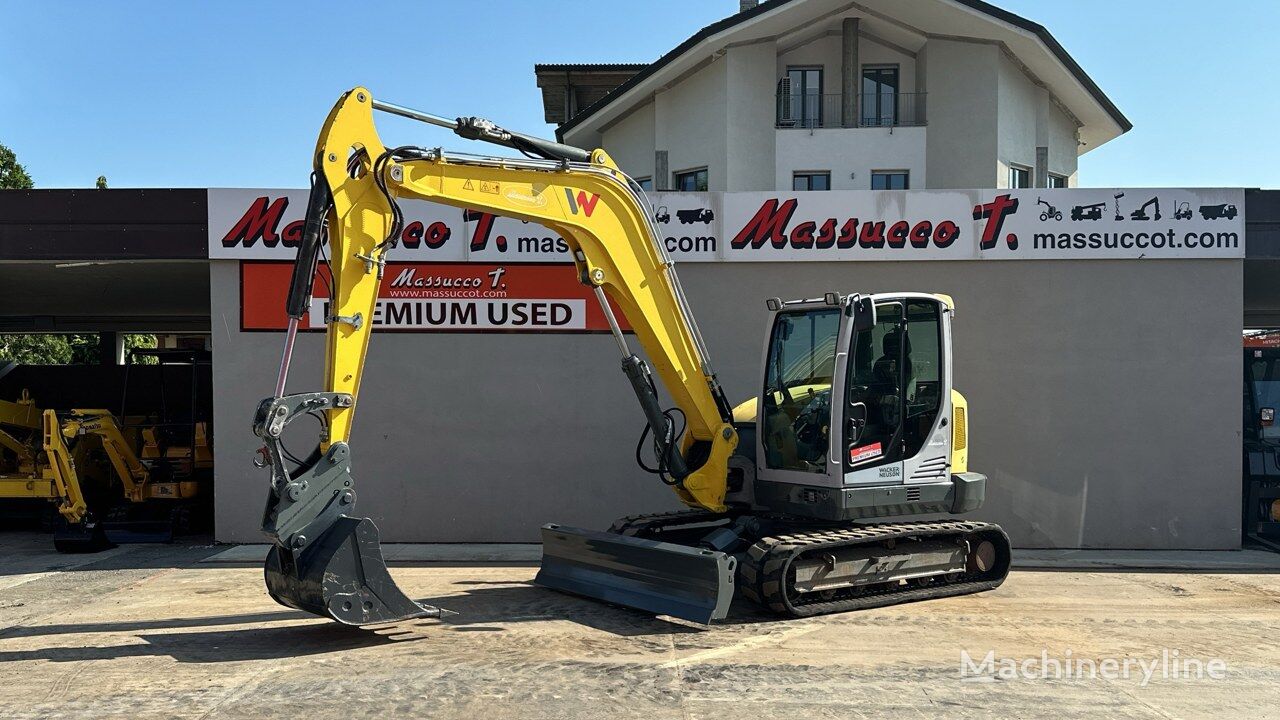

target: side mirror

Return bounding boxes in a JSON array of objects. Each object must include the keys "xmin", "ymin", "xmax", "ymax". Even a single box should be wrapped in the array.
[
  {"xmin": 846, "ymin": 401, "xmax": 868, "ymax": 444},
  {"xmin": 850, "ymin": 295, "xmax": 876, "ymax": 332}
]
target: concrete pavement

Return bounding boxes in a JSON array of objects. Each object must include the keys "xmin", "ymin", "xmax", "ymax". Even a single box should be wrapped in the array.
[{"xmin": 0, "ymin": 532, "xmax": 1277, "ymax": 719}]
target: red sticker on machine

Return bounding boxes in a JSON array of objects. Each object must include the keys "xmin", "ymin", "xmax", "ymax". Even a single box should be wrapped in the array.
[{"xmin": 849, "ymin": 442, "xmax": 883, "ymax": 465}]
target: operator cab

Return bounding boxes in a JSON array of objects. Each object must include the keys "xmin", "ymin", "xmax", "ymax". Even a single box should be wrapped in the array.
[{"xmin": 734, "ymin": 292, "xmax": 984, "ymax": 522}]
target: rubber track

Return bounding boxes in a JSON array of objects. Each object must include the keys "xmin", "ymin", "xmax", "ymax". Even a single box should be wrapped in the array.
[
  {"xmin": 606, "ymin": 512, "xmax": 1011, "ymax": 618},
  {"xmin": 739, "ymin": 520, "xmax": 1011, "ymax": 617},
  {"xmin": 607, "ymin": 509, "xmax": 732, "ymax": 536}
]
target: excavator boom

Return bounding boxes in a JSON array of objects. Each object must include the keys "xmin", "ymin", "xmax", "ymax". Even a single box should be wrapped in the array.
[{"xmin": 255, "ymin": 88, "xmax": 739, "ymax": 624}]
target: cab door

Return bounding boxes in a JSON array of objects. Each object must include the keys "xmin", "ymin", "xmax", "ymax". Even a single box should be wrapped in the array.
[
  {"xmin": 839, "ymin": 300, "xmax": 907, "ymax": 485},
  {"xmin": 837, "ymin": 296, "xmax": 950, "ymax": 487}
]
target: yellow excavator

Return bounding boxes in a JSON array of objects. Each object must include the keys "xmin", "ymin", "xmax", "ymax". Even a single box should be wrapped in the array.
[
  {"xmin": 254, "ymin": 87, "xmax": 1010, "ymax": 625},
  {"xmin": 0, "ymin": 392, "xmax": 205, "ymax": 551}
]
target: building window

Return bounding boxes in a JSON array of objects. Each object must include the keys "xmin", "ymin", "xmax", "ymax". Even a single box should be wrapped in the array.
[
  {"xmin": 1009, "ymin": 164, "xmax": 1032, "ymax": 189},
  {"xmin": 635, "ymin": 177, "xmax": 653, "ymax": 191},
  {"xmin": 673, "ymin": 167, "xmax": 708, "ymax": 192},
  {"xmin": 793, "ymin": 172, "xmax": 831, "ymax": 191},
  {"xmin": 1048, "ymin": 173, "xmax": 1068, "ymax": 189},
  {"xmin": 778, "ymin": 66, "xmax": 823, "ymax": 128},
  {"xmin": 860, "ymin": 66, "xmax": 899, "ymax": 126},
  {"xmin": 870, "ymin": 170, "xmax": 909, "ymax": 190}
]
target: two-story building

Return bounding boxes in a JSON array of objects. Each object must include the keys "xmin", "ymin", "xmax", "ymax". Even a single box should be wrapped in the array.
[{"xmin": 535, "ymin": 0, "xmax": 1130, "ymax": 191}]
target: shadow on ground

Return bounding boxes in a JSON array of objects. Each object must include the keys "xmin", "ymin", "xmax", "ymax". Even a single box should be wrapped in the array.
[
  {"xmin": 0, "ymin": 621, "xmax": 425, "ymax": 664},
  {"xmin": 0, "ymin": 580, "xmax": 786, "ymax": 664}
]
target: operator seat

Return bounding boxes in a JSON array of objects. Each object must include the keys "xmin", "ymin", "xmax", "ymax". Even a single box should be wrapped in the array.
[{"xmin": 870, "ymin": 328, "xmax": 912, "ymax": 430}]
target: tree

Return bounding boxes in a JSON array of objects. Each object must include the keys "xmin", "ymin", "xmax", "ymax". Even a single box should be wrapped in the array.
[
  {"xmin": 0, "ymin": 143, "xmax": 33, "ymax": 189},
  {"xmin": 0, "ymin": 333, "xmax": 158, "ymax": 365},
  {"xmin": 0, "ymin": 335, "xmax": 98, "ymax": 365},
  {"xmin": 96, "ymin": 175, "xmax": 108, "ymax": 189}
]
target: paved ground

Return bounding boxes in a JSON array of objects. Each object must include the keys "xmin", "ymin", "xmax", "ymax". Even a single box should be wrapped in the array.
[{"xmin": 1, "ymin": 532, "xmax": 1277, "ymax": 719}]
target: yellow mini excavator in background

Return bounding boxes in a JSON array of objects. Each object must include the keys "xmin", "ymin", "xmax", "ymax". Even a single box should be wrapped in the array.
[
  {"xmin": 0, "ymin": 391, "xmax": 206, "ymax": 552},
  {"xmin": 253, "ymin": 88, "xmax": 1010, "ymax": 625}
]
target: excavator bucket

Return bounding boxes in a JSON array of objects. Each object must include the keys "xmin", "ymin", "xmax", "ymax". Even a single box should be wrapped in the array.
[
  {"xmin": 535, "ymin": 524, "xmax": 736, "ymax": 624},
  {"xmin": 52, "ymin": 514, "xmax": 114, "ymax": 553},
  {"xmin": 264, "ymin": 516, "xmax": 439, "ymax": 625}
]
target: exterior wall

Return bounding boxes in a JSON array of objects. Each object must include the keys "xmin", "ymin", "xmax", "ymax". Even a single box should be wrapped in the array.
[
  {"xmin": 212, "ymin": 258, "xmax": 1243, "ymax": 550},
  {"xmin": 922, "ymin": 39, "xmax": 999, "ymax": 189},
  {"xmin": 601, "ymin": 101, "xmax": 656, "ymax": 183},
  {"xmin": 724, "ymin": 42, "xmax": 778, "ymax": 191},
  {"xmin": 774, "ymin": 126, "xmax": 925, "ymax": 190},
  {"xmin": 1043, "ymin": 99, "xmax": 1080, "ymax": 186},
  {"xmin": 655, "ymin": 60, "xmax": 728, "ymax": 190},
  {"xmin": 996, "ymin": 53, "xmax": 1081, "ymax": 189},
  {"xmin": 997, "ymin": 52, "xmax": 1039, "ymax": 187}
]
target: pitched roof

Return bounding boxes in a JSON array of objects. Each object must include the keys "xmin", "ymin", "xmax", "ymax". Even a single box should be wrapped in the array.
[{"xmin": 550, "ymin": 0, "xmax": 1130, "ymax": 144}]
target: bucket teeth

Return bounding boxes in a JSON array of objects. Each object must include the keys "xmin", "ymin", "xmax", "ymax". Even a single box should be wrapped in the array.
[{"xmin": 264, "ymin": 516, "xmax": 439, "ymax": 625}]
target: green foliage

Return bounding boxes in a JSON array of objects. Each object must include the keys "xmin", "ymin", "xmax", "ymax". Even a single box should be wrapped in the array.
[
  {"xmin": 123, "ymin": 334, "xmax": 158, "ymax": 364},
  {"xmin": 96, "ymin": 175, "xmax": 108, "ymax": 189},
  {"xmin": 0, "ymin": 333, "xmax": 159, "ymax": 365},
  {"xmin": 0, "ymin": 143, "xmax": 33, "ymax": 190},
  {"xmin": 0, "ymin": 334, "xmax": 98, "ymax": 365}
]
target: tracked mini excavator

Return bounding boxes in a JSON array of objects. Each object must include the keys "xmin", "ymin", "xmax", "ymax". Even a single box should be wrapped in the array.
[{"xmin": 254, "ymin": 88, "xmax": 1011, "ymax": 626}]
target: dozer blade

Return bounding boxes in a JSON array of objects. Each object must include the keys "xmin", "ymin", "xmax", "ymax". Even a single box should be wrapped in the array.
[
  {"xmin": 264, "ymin": 516, "xmax": 440, "ymax": 625},
  {"xmin": 535, "ymin": 523, "xmax": 736, "ymax": 624}
]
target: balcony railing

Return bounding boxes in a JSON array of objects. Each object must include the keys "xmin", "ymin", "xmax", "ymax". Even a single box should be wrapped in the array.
[{"xmin": 776, "ymin": 92, "xmax": 926, "ymax": 129}]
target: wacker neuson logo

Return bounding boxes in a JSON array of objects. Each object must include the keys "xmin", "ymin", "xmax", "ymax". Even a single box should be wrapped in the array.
[{"xmin": 960, "ymin": 649, "xmax": 1227, "ymax": 686}]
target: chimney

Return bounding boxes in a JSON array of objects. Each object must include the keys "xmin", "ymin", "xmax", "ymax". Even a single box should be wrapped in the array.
[{"xmin": 740, "ymin": 0, "xmax": 758, "ymax": 12}]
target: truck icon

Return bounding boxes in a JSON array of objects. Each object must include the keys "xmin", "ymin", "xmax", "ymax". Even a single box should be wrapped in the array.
[
  {"xmin": 1070, "ymin": 202, "xmax": 1106, "ymax": 221},
  {"xmin": 1198, "ymin": 203, "xmax": 1238, "ymax": 220},
  {"xmin": 676, "ymin": 208, "xmax": 715, "ymax": 224}
]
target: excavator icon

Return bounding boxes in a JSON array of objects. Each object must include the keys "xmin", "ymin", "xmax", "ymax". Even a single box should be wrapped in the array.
[{"xmin": 1129, "ymin": 196, "xmax": 1161, "ymax": 221}]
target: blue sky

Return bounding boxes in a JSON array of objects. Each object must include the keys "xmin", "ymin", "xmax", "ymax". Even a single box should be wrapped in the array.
[{"xmin": 1, "ymin": 0, "xmax": 1276, "ymax": 189}]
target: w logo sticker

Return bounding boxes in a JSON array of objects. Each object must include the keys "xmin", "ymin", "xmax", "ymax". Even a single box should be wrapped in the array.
[{"xmin": 564, "ymin": 189, "xmax": 601, "ymax": 217}]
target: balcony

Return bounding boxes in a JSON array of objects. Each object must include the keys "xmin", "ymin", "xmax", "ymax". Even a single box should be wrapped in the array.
[{"xmin": 775, "ymin": 92, "xmax": 927, "ymax": 129}]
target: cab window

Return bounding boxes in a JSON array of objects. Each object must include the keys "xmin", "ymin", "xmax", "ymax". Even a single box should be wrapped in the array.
[
  {"xmin": 902, "ymin": 300, "xmax": 943, "ymax": 456},
  {"xmin": 762, "ymin": 308, "xmax": 840, "ymax": 472}
]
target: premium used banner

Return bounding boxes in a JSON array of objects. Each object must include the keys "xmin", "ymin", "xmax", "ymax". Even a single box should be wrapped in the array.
[
  {"xmin": 240, "ymin": 261, "xmax": 630, "ymax": 333},
  {"xmin": 210, "ymin": 188, "xmax": 1244, "ymax": 262}
]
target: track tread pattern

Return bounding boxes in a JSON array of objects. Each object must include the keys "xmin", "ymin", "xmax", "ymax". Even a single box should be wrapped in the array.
[
  {"xmin": 602, "ymin": 512, "xmax": 1012, "ymax": 619},
  {"xmin": 747, "ymin": 520, "xmax": 1011, "ymax": 617}
]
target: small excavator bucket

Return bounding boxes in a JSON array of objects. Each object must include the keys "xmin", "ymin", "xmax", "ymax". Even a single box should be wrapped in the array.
[
  {"xmin": 52, "ymin": 514, "xmax": 114, "ymax": 553},
  {"xmin": 264, "ymin": 516, "xmax": 439, "ymax": 625},
  {"xmin": 535, "ymin": 524, "xmax": 736, "ymax": 624}
]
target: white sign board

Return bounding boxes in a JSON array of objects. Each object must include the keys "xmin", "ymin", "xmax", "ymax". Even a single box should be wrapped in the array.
[
  {"xmin": 209, "ymin": 188, "xmax": 1245, "ymax": 262},
  {"xmin": 979, "ymin": 188, "xmax": 1244, "ymax": 260}
]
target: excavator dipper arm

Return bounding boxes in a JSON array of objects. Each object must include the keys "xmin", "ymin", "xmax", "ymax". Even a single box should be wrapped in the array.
[{"xmin": 254, "ymin": 88, "xmax": 737, "ymax": 625}]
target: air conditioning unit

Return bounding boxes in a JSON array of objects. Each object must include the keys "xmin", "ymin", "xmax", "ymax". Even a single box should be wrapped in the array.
[{"xmin": 776, "ymin": 76, "xmax": 796, "ymax": 127}]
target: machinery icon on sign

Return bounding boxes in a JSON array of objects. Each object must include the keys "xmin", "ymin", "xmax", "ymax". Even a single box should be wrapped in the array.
[
  {"xmin": 676, "ymin": 208, "xmax": 715, "ymax": 224},
  {"xmin": 1036, "ymin": 197, "xmax": 1062, "ymax": 221},
  {"xmin": 1129, "ymin": 196, "xmax": 1161, "ymax": 221},
  {"xmin": 1071, "ymin": 202, "xmax": 1106, "ymax": 221},
  {"xmin": 1199, "ymin": 203, "xmax": 1238, "ymax": 220},
  {"xmin": 653, "ymin": 205, "xmax": 670, "ymax": 223}
]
